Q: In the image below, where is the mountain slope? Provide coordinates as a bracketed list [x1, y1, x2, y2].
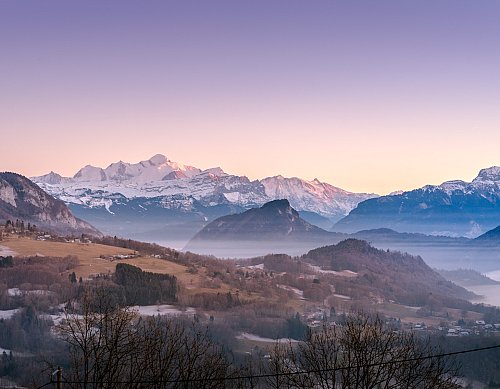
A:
[189, 199, 331, 241]
[303, 239, 474, 305]
[261, 176, 376, 219]
[333, 167, 500, 237]
[184, 199, 346, 257]
[475, 225, 500, 242]
[0, 172, 100, 236]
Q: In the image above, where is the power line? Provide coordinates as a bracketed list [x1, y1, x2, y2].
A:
[35, 342, 500, 388]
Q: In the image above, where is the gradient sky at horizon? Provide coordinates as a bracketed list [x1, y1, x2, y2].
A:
[1, 1, 499, 194]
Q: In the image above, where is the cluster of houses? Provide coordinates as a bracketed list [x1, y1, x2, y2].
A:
[409, 320, 500, 337]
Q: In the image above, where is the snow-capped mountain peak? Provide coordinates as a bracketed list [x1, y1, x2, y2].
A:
[201, 167, 227, 177]
[31, 154, 379, 223]
[73, 165, 107, 182]
[334, 165, 500, 237]
[32, 171, 65, 185]
[69, 155, 203, 184]
[473, 166, 500, 185]
[148, 154, 167, 166]
[261, 175, 376, 216]
[437, 180, 468, 194]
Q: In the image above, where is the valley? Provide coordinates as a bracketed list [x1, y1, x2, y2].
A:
[0, 228, 496, 330]
[3, 167, 500, 387]
[25, 161, 500, 276]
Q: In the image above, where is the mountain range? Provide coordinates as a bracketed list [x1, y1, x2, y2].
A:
[186, 199, 500, 271]
[30, 156, 500, 248]
[333, 167, 500, 238]
[5, 168, 500, 272]
[32, 154, 376, 247]
[0, 172, 100, 236]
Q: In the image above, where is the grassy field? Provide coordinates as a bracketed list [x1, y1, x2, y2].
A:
[0, 235, 232, 295]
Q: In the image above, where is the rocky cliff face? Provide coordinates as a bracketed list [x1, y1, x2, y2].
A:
[0, 172, 101, 236]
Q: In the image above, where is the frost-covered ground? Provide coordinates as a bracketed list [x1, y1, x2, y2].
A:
[308, 264, 357, 277]
[245, 263, 264, 270]
[131, 304, 196, 316]
[236, 332, 299, 343]
[39, 304, 196, 328]
[332, 294, 351, 300]
[0, 309, 20, 320]
[8, 288, 54, 297]
[0, 245, 16, 257]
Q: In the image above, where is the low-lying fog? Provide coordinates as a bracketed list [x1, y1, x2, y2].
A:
[465, 271, 500, 307]
[178, 238, 500, 272]
[179, 240, 321, 259]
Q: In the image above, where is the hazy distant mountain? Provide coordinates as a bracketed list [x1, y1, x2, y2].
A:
[184, 199, 346, 257]
[298, 211, 335, 230]
[32, 154, 376, 246]
[352, 228, 468, 245]
[260, 175, 375, 218]
[333, 167, 500, 238]
[436, 268, 500, 287]
[475, 225, 500, 242]
[189, 199, 332, 240]
[0, 172, 100, 236]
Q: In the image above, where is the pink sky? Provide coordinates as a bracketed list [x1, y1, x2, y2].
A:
[1, 1, 499, 194]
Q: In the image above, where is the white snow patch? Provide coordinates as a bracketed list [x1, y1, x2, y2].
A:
[223, 192, 241, 203]
[246, 263, 264, 270]
[0, 309, 20, 320]
[332, 294, 351, 300]
[237, 332, 299, 343]
[131, 305, 196, 316]
[308, 265, 357, 277]
[8, 288, 54, 297]
[0, 246, 16, 257]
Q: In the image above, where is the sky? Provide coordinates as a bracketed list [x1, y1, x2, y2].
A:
[1, 1, 499, 195]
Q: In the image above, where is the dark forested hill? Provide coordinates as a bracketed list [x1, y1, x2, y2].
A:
[302, 239, 474, 306]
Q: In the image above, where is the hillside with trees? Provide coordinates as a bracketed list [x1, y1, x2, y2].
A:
[0, 229, 499, 386]
[303, 239, 474, 307]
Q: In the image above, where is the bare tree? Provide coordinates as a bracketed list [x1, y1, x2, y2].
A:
[58, 287, 232, 388]
[58, 288, 142, 388]
[137, 316, 231, 389]
[268, 313, 460, 389]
